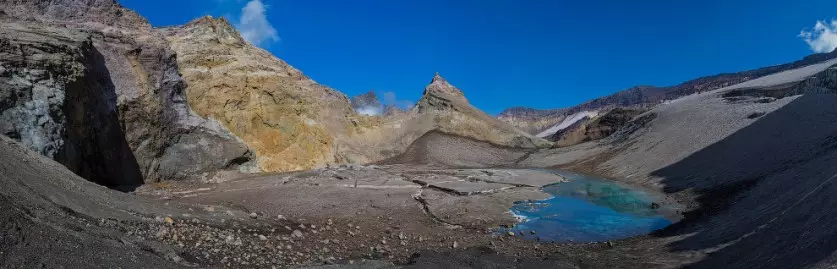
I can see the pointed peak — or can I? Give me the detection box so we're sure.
[185,15,237,31]
[187,15,220,26]
[176,15,244,44]
[432,72,446,83]
[423,73,467,102]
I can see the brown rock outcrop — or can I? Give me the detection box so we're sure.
[0,0,255,182]
[159,17,369,172]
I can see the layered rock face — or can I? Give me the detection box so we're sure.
[0,22,142,188]
[0,1,254,183]
[547,108,646,147]
[159,17,370,172]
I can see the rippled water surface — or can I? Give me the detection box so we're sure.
[503,171,673,243]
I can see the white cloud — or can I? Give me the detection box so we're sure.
[800,20,837,53]
[236,0,279,46]
[356,106,383,116]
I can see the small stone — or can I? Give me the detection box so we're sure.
[258,235,267,241]
[347,223,353,229]
[529,230,536,235]
[164,217,174,224]
[249,213,258,219]
[507,231,515,236]
[299,224,306,229]
[292,230,303,238]
[452,241,459,248]
[322,239,330,244]
[310,225,317,229]
[327,219,333,226]
[606,241,614,248]
[277,215,286,220]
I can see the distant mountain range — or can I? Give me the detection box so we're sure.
[499,47,837,139]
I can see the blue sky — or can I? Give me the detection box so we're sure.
[121,0,837,115]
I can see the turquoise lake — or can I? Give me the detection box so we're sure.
[503,170,674,243]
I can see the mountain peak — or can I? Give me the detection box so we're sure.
[168,15,244,45]
[423,73,467,102]
[432,72,446,83]
[351,91,382,109]
[186,15,229,27]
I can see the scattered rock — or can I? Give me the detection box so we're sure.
[747,112,766,119]
[249,212,258,219]
[292,230,304,238]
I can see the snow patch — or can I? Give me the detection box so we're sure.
[536,111,599,138]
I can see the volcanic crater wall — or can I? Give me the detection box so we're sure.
[0,0,257,187]
[0,23,142,188]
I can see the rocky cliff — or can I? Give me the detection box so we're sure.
[547,108,646,147]
[159,16,378,172]
[0,1,255,183]
[0,21,143,189]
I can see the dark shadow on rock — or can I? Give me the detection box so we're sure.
[56,45,143,191]
[649,93,837,268]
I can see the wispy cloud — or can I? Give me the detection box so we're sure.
[356,106,383,116]
[383,91,414,110]
[235,0,279,46]
[800,19,837,53]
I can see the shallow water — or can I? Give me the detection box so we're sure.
[503,170,673,243]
